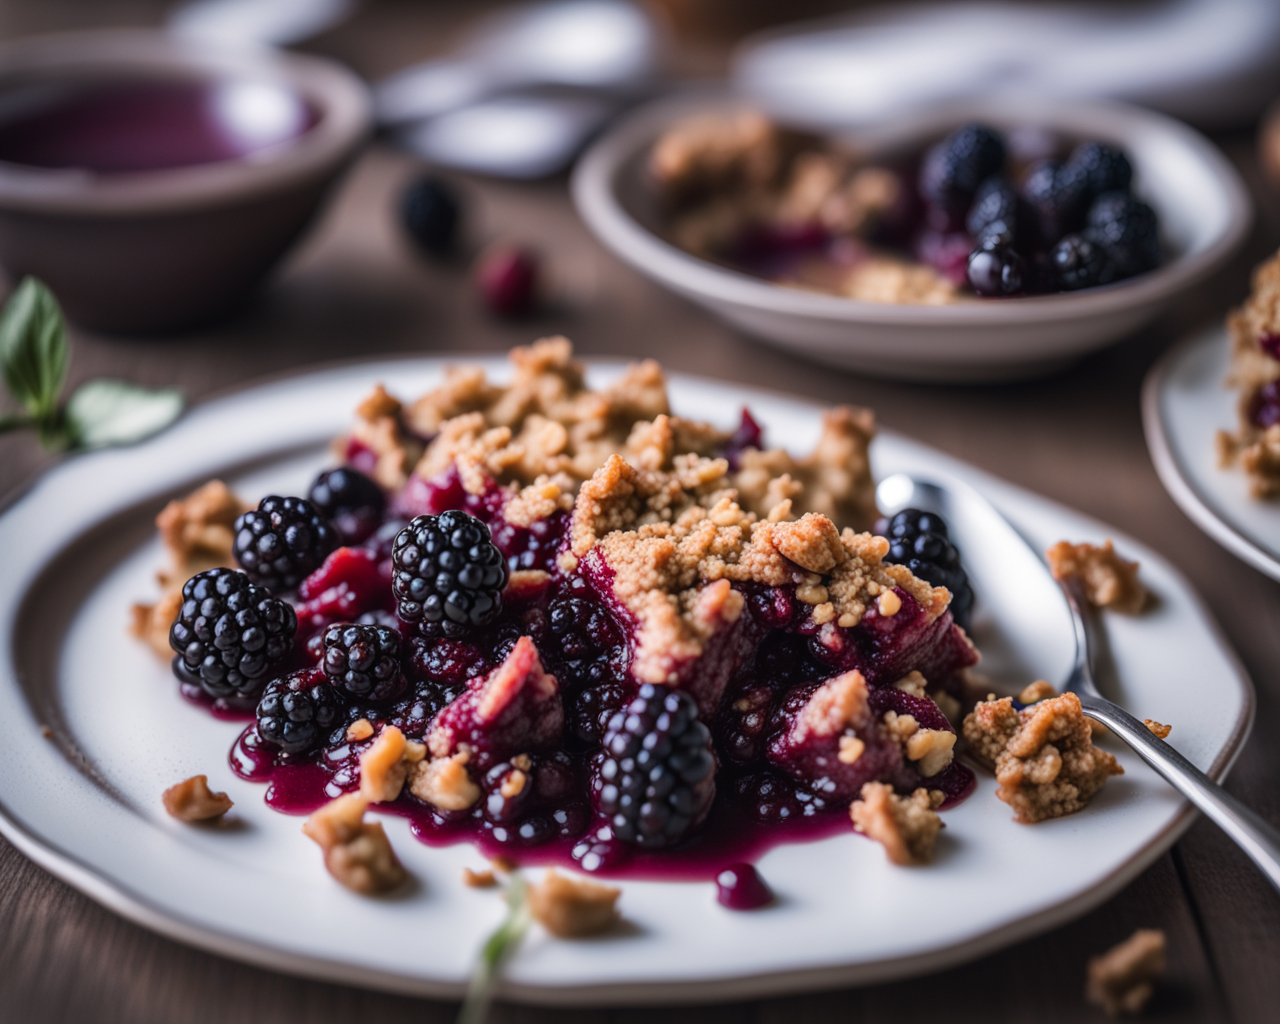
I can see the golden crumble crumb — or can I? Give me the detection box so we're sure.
[1144,719,1172,740]
[129,588,183,660]
[527,870,621,938]
[155,479,247,573]
[347,718,374,742]
[876,590,902,616]
[838,735,866,764]
[1046,540,1146,614]
[963,693,1123,823]
[162,775,233,822]
[359,725,410,803]
[650,109,783,201]
[1086,929,1166,1016]
[356,383,401,421]
[892,671,928,697]
[490,855,519,874]
[302,794,407,894]
[850,782,943,865]
[407,751,481,811]
[463,867,498,888]
[1017,680,1056,704]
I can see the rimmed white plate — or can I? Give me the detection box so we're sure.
[1144,325,1280,580]
[572,93,1250,383]
[0,358,1253,1004]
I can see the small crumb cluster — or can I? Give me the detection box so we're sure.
[1086,928,1167,1016]
[527,870,621,938]
[302,793,406,895]
[963,693,1123,823]
[1046,540,1146,614]
[162,775,233,822]
[850,782,944,865]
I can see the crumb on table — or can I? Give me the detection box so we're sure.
[1086,928,1166,1016]
[162,775,233,822]
[1046,540,1146,614]
[527,870,621,938]
[302,794,407,895]
[963,693,1123,823]
[849,782,944,865]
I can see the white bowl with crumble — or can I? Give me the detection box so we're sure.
[573,94,1249,382]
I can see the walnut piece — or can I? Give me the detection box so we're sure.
[358,726,425,803]
[1046,540,1146,614]
[162,775,233,822]
[963,693,1123,823]
[850,782,943,865]
[527,870,621,937]
[1086,929,1166,1016]
[463,867,498,888]
[407,751,481,811]
[1144,719,1172,740]
[302,794,407,895]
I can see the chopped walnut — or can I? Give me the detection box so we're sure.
[358,726,425,803]
[1047,540,1146,614]
[882,711,956,777]
[1144,719,1172,739]
[527,870,621,938]
[463,867,498,888]
[1086,929,1166,1016]
[129,588,183,660]
[302,794,407,894]
[963,693,1123,823]
[407,751,481,811]
[850,782,943,865]
[347,718,374,742]
[1017,680,1056,704]
[162,775,233,822]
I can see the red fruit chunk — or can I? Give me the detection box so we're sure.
[477,244,537,316]
[293,547,391,633]
[427,636,563,771]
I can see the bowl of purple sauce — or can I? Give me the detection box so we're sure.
[0,30,371,334]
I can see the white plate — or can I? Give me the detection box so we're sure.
[1144,325,1280,580]
[572,94,1250,383]
[0,358,1254,1004]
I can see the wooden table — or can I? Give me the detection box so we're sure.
[2,4,1279,1021]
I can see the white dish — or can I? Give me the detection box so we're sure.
[1144,325,1280,580]
[0,357,1253,1004]
[572,94,1250,383]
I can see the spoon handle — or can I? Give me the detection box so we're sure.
[1079,694,1280,894]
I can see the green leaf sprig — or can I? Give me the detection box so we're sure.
[458,872,531,1024]
[0,277,183,451]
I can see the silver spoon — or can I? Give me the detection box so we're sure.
[877,472,1280,894]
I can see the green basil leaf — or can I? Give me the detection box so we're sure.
[64,379,184,449]
[0,277,67,421]
[458,874,529,1024]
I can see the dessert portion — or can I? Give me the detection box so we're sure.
[133,338,1126,883]
[1220,248,1280,496]
[650,112,1162,303]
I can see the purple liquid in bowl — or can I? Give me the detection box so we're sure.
[0,77,317,173]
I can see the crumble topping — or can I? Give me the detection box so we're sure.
[1086,929,1166,1016]
[1046,540,1146,614]
[343,384,422,490]
[463,867,497,888]
[1017,680,1056,704]
[565,454,947,687]
[358,726,426,803]
[1221,250,1280,496]
[963,693,1123,823]
[793,670,871,744]
[882,711,956,777]
[1144,719,1172,739]
[162,775,233,822]
[850,782,944,865]
[527,870,621,938]
[302,793,407,894]
[832,257,956,306]
[407,750,481,811]
[649,109,784,203]
[347,719,374,742]
[130,588,184,660]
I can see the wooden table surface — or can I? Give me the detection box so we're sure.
[2,4,1280,1022]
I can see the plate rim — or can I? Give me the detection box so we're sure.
[1142,327,1280,582]
[0,354,1257,1004]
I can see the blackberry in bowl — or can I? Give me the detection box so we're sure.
[308,467,385,545]
[391,510,507,638]
[233,495,337,592]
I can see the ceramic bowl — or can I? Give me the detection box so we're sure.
[572,94,1251,382]
[0,30,371,335]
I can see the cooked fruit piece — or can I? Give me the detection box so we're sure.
[256,668,343,755]
[169,567,297,703]
[592,684,716,849]
[321,622,406,703]
[233,495,337,591]
[391,510,508,638]
[308,467,385,545]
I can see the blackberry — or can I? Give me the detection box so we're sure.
[1050,233,1112,291]
[1085,192,1160,279]
[321,623,406,703]
[233,495,337,592]
[880,508,974,630]
[256,669,343,755]
[919,124,1006,214]
[391,510,507,637]
[592,684,716,849]
[965,176,1019,242]
[1020,159,1087,243]
[308,467,385,545]
[169,567,297,703]
[1066,141,1132,198]
[401,175,461,256]
[967,242,1025,297]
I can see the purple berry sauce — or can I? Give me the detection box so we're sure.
[716,863,773,910]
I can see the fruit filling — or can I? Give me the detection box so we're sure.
[133,340,1120,880]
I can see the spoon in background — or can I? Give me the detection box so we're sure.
[877,472,1280,895]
